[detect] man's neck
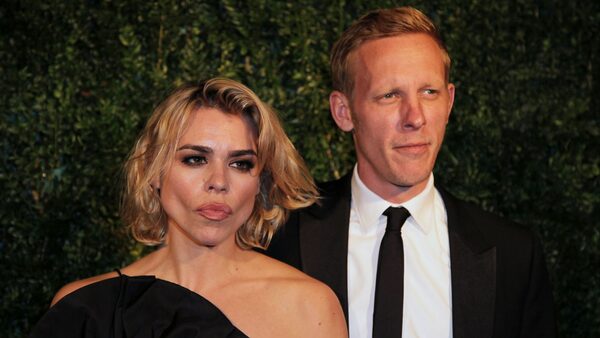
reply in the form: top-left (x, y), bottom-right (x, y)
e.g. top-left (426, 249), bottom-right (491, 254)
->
top-left (355, 167), bottom-right (430, 204)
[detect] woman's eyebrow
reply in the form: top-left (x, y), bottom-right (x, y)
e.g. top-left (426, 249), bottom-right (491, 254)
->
top-left (229, 149), bottom-right (257, 157)
top-left (177, 144), bottom-right (212, 153)
top-left (177, 145), bottom-right (256, 158)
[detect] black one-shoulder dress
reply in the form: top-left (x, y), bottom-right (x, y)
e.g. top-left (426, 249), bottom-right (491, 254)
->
top-left (30, 272), bottom-right (248, 338)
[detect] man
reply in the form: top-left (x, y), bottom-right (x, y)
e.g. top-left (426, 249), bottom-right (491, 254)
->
top-left (267, 6), bottom-right (556, 338)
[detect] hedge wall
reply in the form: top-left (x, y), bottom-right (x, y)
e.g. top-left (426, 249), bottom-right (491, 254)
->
top-left (1, 1), bottom-right (598, 337)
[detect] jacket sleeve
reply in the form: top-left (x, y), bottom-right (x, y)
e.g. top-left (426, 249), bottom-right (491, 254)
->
top-left (519, 233), bottom-right (557, 338)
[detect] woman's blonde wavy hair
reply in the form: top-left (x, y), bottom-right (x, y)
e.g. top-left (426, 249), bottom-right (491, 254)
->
top-left (121, 78), bottom-right (318, 250)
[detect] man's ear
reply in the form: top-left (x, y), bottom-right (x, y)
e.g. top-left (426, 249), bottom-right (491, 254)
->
top-left (446, 83), bottom-right (455, 120)
top-left (329, 91), bottom-right (355, 132)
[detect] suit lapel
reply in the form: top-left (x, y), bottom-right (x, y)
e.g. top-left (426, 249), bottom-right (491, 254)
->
top-left (438, 186), bottom-right (496, 338)
top-left (298, 177), bottom-right (497, 333)
top-left (299, 174), bottom-right (352, 319)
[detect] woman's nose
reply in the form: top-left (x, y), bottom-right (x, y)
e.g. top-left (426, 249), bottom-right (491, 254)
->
top-left (204, 166), bottom-right (229, 192)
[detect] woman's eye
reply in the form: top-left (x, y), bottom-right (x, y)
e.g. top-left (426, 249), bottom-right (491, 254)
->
top-left (182, 156), bottom-right (206, 166)
top-left (231, 160), bottom-right (255, 172)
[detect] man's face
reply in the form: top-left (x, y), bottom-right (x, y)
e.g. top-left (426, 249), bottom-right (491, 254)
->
top-left (331, 33), bottom-right (454, 202)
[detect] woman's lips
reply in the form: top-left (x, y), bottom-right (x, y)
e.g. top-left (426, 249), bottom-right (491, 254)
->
top-left (196, 203), bottom-right (232, 221)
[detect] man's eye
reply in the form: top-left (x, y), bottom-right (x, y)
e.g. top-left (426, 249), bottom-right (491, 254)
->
top-left (382, 92), bottom-right (398, 99)
top-left (182, 156), bottom-right (206, 166)
top-left (231, 160), bottom-right (255, 172)
top-left (423, 89), bottom-right (439, 95)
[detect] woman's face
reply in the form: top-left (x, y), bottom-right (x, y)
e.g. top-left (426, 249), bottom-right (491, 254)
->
top-left (157, 107), bottom-right (260, 248)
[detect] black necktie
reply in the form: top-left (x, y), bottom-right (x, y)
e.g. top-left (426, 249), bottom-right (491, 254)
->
top-left (373, 206), bottom-right (411, 338)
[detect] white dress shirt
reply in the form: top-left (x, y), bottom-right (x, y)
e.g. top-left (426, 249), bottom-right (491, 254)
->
top-left (347, 166), bottom-right (453, 338)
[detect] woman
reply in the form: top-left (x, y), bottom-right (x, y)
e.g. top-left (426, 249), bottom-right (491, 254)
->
top-left (31, 78), bottom-right (347, 337)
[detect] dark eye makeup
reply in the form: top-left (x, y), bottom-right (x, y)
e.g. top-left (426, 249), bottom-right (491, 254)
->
top-left (182, 155), bottom-right (207, 166)
top-left (230, 159), bottom-right (256, 172)
top-left (179, 154), bottom-right (256, 173)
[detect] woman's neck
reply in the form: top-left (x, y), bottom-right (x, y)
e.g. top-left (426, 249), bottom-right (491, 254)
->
top-left (128, 233), bottom-right (254, 294)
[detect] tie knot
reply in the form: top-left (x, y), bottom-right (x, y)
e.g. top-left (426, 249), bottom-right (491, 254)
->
top-left (383, 206), bottom-right (411, 232)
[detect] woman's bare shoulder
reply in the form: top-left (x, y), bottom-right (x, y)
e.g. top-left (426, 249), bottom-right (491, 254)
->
top-left (276, 275), bottom-right (347, 337)
top-left (50, 271), bottom-right (120, 306)
top-left (251, 252), bottom-right (314, 280)
top-left (251, 253), bottom-right (348, 337)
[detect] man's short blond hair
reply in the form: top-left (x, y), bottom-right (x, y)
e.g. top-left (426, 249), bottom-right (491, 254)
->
top-left (330, 7), bottom-right (451, 97)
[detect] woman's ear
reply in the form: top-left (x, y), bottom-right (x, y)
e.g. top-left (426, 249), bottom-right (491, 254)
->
top-left (329, 91), bottom-right (355, 132)
top-left (151, 177), bottom-right (161, 195)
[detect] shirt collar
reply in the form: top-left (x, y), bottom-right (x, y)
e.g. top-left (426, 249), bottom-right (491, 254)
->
top-left (351, 165), bottom-right (436, 234)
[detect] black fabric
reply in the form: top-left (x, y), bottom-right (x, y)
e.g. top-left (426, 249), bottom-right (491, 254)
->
top-left (30, 274), bottom-right (248, 338)
top-left (373, 207), bottom-right (410, 338)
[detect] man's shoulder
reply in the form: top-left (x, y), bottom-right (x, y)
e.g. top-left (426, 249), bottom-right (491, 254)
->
top-left (317, 173), bottom-right (352, 196)
top-left (288, 173), bottom-right (352, 218)
top-left (436, 184), bottom-right (537, 245)
top-left (265, 174), bottom-right (352, 264)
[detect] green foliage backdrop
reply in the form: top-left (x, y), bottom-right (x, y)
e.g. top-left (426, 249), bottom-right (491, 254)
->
top-left (1, 0), bottom-right (598, 336)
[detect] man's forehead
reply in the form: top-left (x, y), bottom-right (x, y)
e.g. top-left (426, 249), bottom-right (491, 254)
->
top-left (347, 34), bottom-right (449, 86)
top-left (351, 35), bottom-right (444, 70)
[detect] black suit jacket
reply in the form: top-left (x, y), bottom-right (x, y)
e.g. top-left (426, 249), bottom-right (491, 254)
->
top-left (267, 173), bottom-right (556, 338)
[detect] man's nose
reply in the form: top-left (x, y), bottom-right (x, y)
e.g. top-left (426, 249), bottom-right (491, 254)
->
top-left (401, 95), bottom-right (425, 130)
